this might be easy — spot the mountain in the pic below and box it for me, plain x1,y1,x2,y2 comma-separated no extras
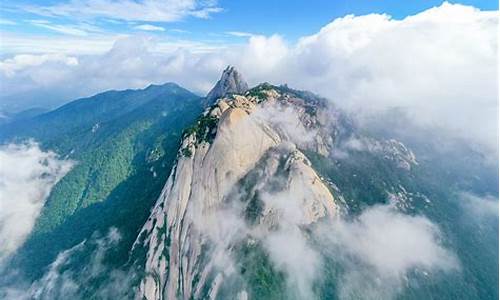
130,79,498,299
206,66,249,104
0,68,497,300
0,82,205,280
134,84,338,299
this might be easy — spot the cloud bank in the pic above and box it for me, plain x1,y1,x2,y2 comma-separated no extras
319,204,459,299
204,171,458,299
0,142,73,261
1,2,496,153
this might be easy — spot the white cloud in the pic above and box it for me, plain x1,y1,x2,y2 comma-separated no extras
251,102,319,147
189,133,458,299
304,3,497,152
0,2,497,154
330,205,458,276
27,19,51,24
0,31,224,57
265,227,320,299
21,0,222,22
0,32,122,55
226,31,254,37
28,19,105,37
0,54,78,77
0,19,17,26
0,142,73,261
170,28,190,34
31,23,88,36
134,24,165,32
319,204,459,299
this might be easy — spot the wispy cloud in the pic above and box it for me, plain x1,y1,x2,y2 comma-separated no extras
20,0,222,22
26,19,51,24
0,32,225,58
460,192,499,219
318,204,459,299
190,6,223,19
0,53,78,77
226,31,255,37
0,142,73,261
133,24,165,32
0,228,137,299
0,32,123,55
0,19,17,26
27,19,104,37
31,22,89,36
170,28,190,34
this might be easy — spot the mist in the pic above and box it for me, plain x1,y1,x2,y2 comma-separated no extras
0,228,138,300
185,103,459,299
318,204,459,299
0,142,73,261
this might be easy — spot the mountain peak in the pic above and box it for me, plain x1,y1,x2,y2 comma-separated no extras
206,66,249,103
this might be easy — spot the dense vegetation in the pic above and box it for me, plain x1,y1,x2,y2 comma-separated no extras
0,83,204,280
182,114,219,144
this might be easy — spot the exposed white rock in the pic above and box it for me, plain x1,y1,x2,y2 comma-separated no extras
206,66,249,104
134,82,337,300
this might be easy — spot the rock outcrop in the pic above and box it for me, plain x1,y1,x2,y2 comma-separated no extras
133,70,337,300
206,66,249,104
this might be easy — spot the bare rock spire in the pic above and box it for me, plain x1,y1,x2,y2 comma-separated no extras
206,66,249,103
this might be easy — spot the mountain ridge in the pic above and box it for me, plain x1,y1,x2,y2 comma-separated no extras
0,67,497,300
134,81,339,299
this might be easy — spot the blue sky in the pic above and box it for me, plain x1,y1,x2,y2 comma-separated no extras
0,0,497,54
190,0,498,39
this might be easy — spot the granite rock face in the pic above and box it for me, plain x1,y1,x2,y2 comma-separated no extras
206,66,249,104
133,71,338,300
130,68,427,300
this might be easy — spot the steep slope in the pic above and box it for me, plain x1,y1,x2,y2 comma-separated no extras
0,83,205,280
133,84,339,299
0,83,190,145
131,75,498,300
206,66,249,104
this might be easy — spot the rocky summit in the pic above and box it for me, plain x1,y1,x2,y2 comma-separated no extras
206,66,249,104
134,78,340,299
131,69,426,300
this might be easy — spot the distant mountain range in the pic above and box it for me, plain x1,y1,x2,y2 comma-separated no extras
0,67,497,300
